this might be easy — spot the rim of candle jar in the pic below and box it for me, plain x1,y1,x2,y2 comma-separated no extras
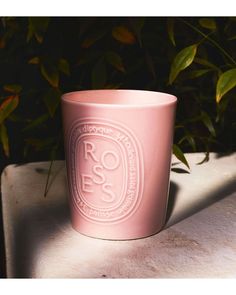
61,89,177,108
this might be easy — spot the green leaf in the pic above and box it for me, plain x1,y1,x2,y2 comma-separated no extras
27,20,34,42
76,51,101,66
81,28,107,48
0,123,9,157
27,17,50,43
105,51,125,73
228,35,236,41
25,137,55,151
3,84,22,94
28,56,40,64
145,51,156,79
199,18,216,30
169,44,197,84
8,113,27,123
186,69,212,79
130,17,145,46
178,133,197,152
92,59,107,89
58,58,70,76
43,88,61,117
216,68,236,103
0,95,19,125
112,26,136,45
201,111,216,137
185,134,197,151
23,113,50,132
216,96,229,122
40,62,59,88
172,144,190,169
194,57,220,72
167,18,176,46
197,151,210,165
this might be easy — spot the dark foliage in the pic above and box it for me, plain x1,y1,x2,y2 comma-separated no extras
0,17,236,171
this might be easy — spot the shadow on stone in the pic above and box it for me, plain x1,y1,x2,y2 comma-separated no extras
215,152,235,159
165,181,179,225
12,200,70,278
11,171,70,278
10,166,236,277
171,168,190,174
164,176,236,229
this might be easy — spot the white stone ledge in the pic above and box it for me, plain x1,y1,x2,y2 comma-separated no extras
1,153,236,278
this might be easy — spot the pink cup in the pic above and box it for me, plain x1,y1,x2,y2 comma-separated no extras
61,89,177,240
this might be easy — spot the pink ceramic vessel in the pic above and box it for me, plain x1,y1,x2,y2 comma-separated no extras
61,89,177,240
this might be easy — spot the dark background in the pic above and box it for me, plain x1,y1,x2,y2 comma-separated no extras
0,17,236,277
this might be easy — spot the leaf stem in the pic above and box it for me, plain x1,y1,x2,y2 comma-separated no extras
179,18,236,67
43,134,62,197
44,157,53,197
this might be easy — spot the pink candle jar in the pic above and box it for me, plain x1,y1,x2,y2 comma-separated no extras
61,89,177,240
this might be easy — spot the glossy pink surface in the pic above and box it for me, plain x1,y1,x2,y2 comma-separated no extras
61,90,177,240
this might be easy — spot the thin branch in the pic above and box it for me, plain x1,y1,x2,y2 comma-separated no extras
44,157,54,197
179,18,236,67
43,133,62,197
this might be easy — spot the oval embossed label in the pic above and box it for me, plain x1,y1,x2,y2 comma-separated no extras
67,117,144,223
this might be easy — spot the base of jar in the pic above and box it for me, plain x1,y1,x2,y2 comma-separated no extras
70,222,163,241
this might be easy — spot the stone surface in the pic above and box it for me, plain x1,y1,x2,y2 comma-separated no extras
1,153,236,278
